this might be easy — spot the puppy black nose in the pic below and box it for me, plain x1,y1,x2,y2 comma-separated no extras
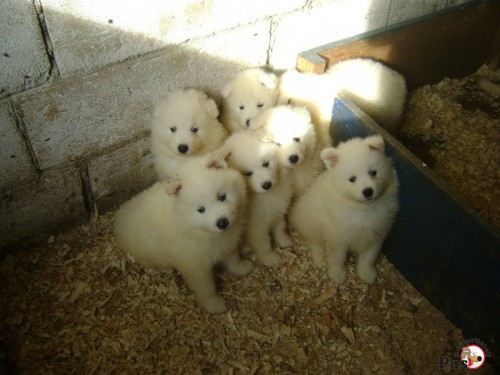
216,217,229,230
262,181,272,190
289,154,299,164
363,188,374,198
245,119,250,127
178,144,189,154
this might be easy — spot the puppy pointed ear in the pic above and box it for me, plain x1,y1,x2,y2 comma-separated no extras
152,98,167,118
260,72,278,90
364,135,385,151
204,152,227,169
294,106,312,124
249,110,269,131
204,98,219,118
254,127,275,143
320,147,339,169
221,81,233,98
163,178,182,196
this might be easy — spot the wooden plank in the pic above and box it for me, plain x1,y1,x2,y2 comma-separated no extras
331,95,500,369
298,0,500,89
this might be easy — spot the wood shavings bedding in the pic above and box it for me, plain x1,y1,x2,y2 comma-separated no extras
0,212,479,374
1,66,498,374
399,64,499,228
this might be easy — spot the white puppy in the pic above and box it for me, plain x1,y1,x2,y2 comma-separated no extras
114,155,252,313
326,58,407,134
219,131,293,267
278,70,335,148
220,68,279,133
252,105,323,199
290,135,399,285
278,58,407,139
151,88,228,180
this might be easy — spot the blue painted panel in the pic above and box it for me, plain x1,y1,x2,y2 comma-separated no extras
331,96,500,368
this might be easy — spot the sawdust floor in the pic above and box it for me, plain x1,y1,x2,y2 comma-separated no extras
1,66,498,374
399,64,499,228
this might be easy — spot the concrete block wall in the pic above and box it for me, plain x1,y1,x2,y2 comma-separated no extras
0,0,474,251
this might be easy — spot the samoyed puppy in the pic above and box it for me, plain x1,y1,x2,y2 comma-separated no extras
220,68,279,133
278,70,335,148
278,58,407,139
252,105,324,199
290,135,399,285
325,58,407,134
218,131,293,267
151,88,228,180
114,154,252,313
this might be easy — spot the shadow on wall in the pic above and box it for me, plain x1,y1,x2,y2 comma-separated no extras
1,2,272,253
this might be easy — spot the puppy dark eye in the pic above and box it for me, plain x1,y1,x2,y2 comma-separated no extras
239,105,245,110
349,176,356,183
170,127,177,133
369,170,377,177
218,193,226,202
244,171,253,177
293,137,300,143
257,103,264,108
263,160,270,167
197,206,205,214
191,127,198,133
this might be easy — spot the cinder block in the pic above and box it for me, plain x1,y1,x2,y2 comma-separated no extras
270,0,391,70
0,101,37,190
388,0,447,25
43,0,303,78
0,167,87,251
0,0,50,98
19,21,269,170
88,137,156,213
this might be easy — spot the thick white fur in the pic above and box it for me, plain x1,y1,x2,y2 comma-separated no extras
278,70,335,148
252,105,323,199
114,156,252,313
219,131,293,267
290,135,399,285
278,58,407,141
151,88,228,180
220,68,279,133
326,58,407,133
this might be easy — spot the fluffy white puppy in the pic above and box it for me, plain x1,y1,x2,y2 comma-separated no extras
278,70,335,148
252,105,323,198
220,68,279,133
278,58,407,139
151,88,228,180
325,58,407,133
114,155,252,313
218,131,293,267
290,135,399,285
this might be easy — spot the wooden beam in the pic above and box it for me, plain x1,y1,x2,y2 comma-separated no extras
298,0,500,89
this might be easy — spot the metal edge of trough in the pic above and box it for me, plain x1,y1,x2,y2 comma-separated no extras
330,95,499,367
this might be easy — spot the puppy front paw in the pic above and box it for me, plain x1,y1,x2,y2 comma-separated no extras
327,265,347,285
227,258,254,276
258,250,281,267
274,233,293,248
200,295,227,314
357,265,377,284
311,251,325,269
